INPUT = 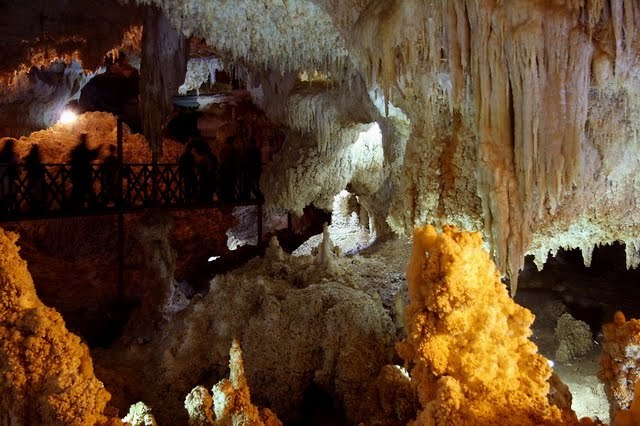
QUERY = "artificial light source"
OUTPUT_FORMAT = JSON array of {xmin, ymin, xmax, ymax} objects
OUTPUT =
[{"xmin": 59, "ymin": 109, "xmax": 77, "ymax": 124}]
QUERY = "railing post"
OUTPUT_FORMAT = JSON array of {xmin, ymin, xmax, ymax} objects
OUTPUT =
[
  {"xmin": 116, "ymin": 117, "xmax": 125, "ymax": 300},
  {"xmin": 116, "ymin": 117, "xmax": 124, "ymax": 208},
  {"xmin": 151, "ymin": 152, "xmax": 158, "ymax": 207}
]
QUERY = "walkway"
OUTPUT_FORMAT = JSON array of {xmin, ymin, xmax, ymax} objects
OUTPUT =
[{"xmin": 0, "ymin": 162, "xmax": 263, "ymax": 221}]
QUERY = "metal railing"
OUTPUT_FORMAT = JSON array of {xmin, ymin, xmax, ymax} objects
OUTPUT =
[{"xmin": 0, "ymin": 162, "xmax": 261, "ymax": 220}]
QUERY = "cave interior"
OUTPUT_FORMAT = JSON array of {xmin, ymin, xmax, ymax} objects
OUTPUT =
[{"xmin": 1, "ymin": 1, "xmax": 640, "ymax": 425}]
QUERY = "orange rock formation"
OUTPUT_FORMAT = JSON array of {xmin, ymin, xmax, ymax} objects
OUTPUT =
[
  {"xmin": 184, "ymin": 340, "xmax": 282, "ymax": 426},
  {"xmin": 0, "ymin": 228, "xmax": 116, "ymax": 425},
  {"xmin": 600, "ymin": 311, "xmax": 640, "ymax": 419},
  {"xmin": 397, "ymin": 225, "xmax": 574, "ymax": 425}
]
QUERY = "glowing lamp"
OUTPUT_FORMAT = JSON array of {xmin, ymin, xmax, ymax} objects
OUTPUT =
[{"xmin": 59, "ymin": 109, "xmax": 77, "ymax": 124}]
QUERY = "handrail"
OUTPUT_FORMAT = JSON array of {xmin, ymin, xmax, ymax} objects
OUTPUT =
[{"xmin": 0, "ymin": 161, "xmax": 263, "ymax": 221}]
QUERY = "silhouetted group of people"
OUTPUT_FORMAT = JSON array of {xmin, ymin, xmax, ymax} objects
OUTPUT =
[
  {"xmin": 0, "ymin": 134, "xmax": 120, "ymax": 214},
  {"xmin": 178, "ymin": 135, "xmax": 262, "ymax": 204},
  {"xmin": 68, "ymin": 134, "xmax": 120, "ymax": 209},
  {"xmin": 0, "ymin": 139, "xmax": 47, "ymax": 212},
  {"xmin": 0, "ymin": 132, "xmax": 264, "ymax": 215}
]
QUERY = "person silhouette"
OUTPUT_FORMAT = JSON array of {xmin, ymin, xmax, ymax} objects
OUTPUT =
[
  {"xmin": 70, "ymin": 134, "xmax": 100, "ymax": 209},
  {"xmin": 0, "ymin": 139, "xmax": 19, "ymax": 212},
  {"xmin": 100, "ymin": 144, "xmax": 119, "ymax": 206},
  {"xmin": 178, "ymin": 143, "xmax": 197, "ymax": 204},
  {"xmin": 24, "ymin": 144, "xmax": 46, "ymax": 212}
]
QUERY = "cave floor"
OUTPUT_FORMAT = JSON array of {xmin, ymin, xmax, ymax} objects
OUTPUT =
[{"xmin": 516, "ymin": 288, "xmax": 608, "ymax": 422}]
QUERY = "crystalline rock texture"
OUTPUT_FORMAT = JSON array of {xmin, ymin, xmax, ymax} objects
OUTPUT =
[
  {"xmin": 0, "ymin": 228, "xmax": 117, "ymax": 425},
  {"xmin": 397, "ymin": 225, "xmax": 577, "ymax": 425}
]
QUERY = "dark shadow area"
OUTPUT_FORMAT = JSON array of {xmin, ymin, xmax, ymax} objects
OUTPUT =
[
  {"xmin": 166, "ymin": 110, "xmax": 202, "ymax": 143},
  {"xmin": 276, "ymin": 204, "xmax": 332, "ymax": 253},
  {"xmin": 291, "ymin": 383, "xmax": 348, "ymax": 426},
  {"xmin": 517, "ymin": 242, "xmax": 640, "ymax": 332},
  {"xmin": 76, "ymin": 53, "xmax": 141, "ymax": 132},
  {"xmin": 79, "ymin": 299, "xmax": 139, "ymax": 348}
]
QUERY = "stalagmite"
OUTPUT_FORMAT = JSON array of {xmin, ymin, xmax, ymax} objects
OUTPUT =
[
  {"xmin": 123, "ymin": 402, "xmax": 157, "ymax": 426},
  {"xmin": 616, "ymin": 380, "xmax": 640, "ymax": 426},
  {"xmin": 397, "ymin": 225, "xmax": 576, "ymax": 424},
  {"xmin": 600, "ymin": 311, "xmax": 640, "ymax": 420},
  {"xmin": 184, "ymin": 340, "xmax": 283, "ymax": 426},
  {"xmin": 0, "ymin": 228, "xmax": 116, "ymax": 425}
]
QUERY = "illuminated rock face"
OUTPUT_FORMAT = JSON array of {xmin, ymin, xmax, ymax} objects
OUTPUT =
[
  {"xmin": 0, "ymin": 0, "xmax": 141, "ymax": 137},
  {"xmin": 0, "ymin": 229, "xmax": 114, "ymax": 425},
  {"xmin": 3, "ymin": 1, "xmax": 638, "ymax": 280},
  {"xmin": 600, "ymin": 311, "xmax": 640, "ymax": 420},
  {"xmin": 0, "ymin": 61, "xmax": 96, "ymax": 137},
  {"xmin": 128, "ymin": 0, "xmax": 640, "ymax": 289},
  {"xmin": 397, "ymin": 226, "xmax": 573, "ymax": 425},
  {"xmin": 184, "ymin": 340, "xmax": 283, "ymax": 426}
]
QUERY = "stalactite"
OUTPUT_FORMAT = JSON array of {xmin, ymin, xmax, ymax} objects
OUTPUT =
[
  {"xmin": 178, "ymin": 57, "xmax": 223, "ymax": 95},
  {"xmin": 135, "ymin": 0, "xmax": 640, "ymax": 287},
  {"xmin": 135, "ymin": 0, "xmax": 352, "ymax": 77},
  {"xmin": 355, "ymin": 0, "xmax": 640, "ymax": 292},
  {"xmin": 140, "ymin": 5, "xmax": 187, "ymax": 158}
]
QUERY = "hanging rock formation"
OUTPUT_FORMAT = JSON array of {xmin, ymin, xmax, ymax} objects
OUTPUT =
[
  {"xmin": 126, "ymin": 0, "xmax": 640, "ymax": 289},
  {"xmin": 139, "ymin": 5, "xmax": 188, "ymax": 157}
]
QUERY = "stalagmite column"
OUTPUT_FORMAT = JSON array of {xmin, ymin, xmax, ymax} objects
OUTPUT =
[
  {"xmin": 140, "ymin": 6, "xmax": 187, "ymax": 158},
  {"xmin": 600, "ymin": 311, "xmax": 640, "ymax": 420},
  {"xmin": 397, "ymin": 225, "xmax": 576, "ymax": 424}
]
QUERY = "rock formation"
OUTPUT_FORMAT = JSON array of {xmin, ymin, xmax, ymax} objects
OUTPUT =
[
  {"xmin": 184, "ymin": 340, "xmax": 282, "ymax": 426},
  {"xmin": 0, "ymin": 228, "xmax": 116, "ymax": 425},
  {"xmin": 600, "ymin": 311, "xmax": 640, "ymax": 420},
  {"xmin": 96, "ymin": 233, "xmax": 397, "ymax": 424},
  {"xmin": 616, "ymin": 380, "xmax": 640, "ymax": 426},
  {"xmin": 555, "ymin": 312, "xmax": 596, "ymax": 363},
  {"xmin": 2, "ymin": 1, "xmax": 640, "ymax": 287},
  {"xmin": 127, "ymin": 0, "xmax": 640, "ymax": 292},
  {"xmin": 397, "ymin": 225, "xmax": 575, "ymax": 424}
]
